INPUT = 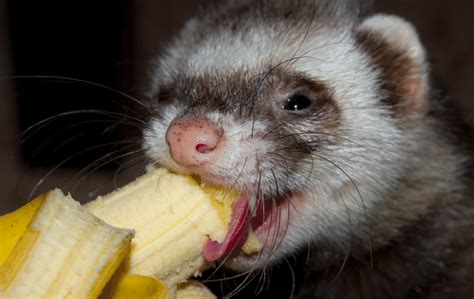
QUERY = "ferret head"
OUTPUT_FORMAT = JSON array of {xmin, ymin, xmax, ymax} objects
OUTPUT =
[{"xmin": 143, "ymin": 0, "xmax": 431, "ymax": 271}]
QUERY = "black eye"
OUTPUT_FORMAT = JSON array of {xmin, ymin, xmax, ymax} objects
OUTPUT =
[{"xmin": 282, "ymin": 94, "xmax": 312, "ymax": 111}]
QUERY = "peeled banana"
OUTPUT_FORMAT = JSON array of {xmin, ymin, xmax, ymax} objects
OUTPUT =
[
  {"xmin": 86, "ymin": 168, "xmax": 236, "ymax": 286},
  {"xmin": 0, "ymin": 190, "xmax": 133, "ymax": 298},
  {"xmin": 0, "ymin": 168, "xmax": 234, "ymax": 298}
]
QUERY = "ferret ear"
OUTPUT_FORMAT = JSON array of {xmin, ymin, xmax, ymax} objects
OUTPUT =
[{"xmin": 355, "ymin": 14, "xmax": 429, "ymax": 116}]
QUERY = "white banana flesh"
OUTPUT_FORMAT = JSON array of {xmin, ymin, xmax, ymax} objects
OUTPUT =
[{"xmin": 85, "ymin": 168, "xmax": 230, "ymax": 286}]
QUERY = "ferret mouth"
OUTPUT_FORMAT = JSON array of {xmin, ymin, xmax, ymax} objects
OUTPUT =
[{"xmin": 203, "ymin": 192, "xmax": 292, "ymax": 262}]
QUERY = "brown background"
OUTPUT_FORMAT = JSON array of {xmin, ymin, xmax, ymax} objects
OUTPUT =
[{"xmin": 0, "ymin": 0, "xmax": 473, "ymax": 213}]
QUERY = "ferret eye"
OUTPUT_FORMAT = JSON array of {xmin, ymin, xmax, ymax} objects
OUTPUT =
[{"xmin": 282, "ymin": 94, "xmax": 312, "ymax": 111}]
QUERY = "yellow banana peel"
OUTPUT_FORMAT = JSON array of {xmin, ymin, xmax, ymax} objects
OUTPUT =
[{"xmin": 0, "ymin": 194, "xmax": 46, "ymax": 266}]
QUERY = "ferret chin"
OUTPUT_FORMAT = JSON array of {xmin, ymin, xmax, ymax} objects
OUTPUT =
[{"xmin": 141, "ymin": 0, "xmax": 474, "ymax": 297}]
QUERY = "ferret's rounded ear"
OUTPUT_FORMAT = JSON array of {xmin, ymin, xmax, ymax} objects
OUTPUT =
[{"xmin": 355, "ymin": 14, "xmax": 429, "ymax": 116}]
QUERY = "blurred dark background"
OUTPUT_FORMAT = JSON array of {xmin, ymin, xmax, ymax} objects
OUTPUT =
[
  {"xmin": 0, "ymin": 1, "xmax": 210, "ymax": 208},
  {"xmin": 0, "ymin": 0, "xmax": 472, "ymax": 297}
]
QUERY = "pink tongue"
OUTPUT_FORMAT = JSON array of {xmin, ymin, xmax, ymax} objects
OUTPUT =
[{"xmin": 203, "ymin": 196, "xmax": 250, "ymax": 261}]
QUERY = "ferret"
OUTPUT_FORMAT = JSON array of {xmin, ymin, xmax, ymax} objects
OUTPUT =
[{"xmin": 141, "ymin": 0, "xmax": 474, "ymax": 297}]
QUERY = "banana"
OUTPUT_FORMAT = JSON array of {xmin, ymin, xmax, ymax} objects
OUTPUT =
[
  {"xmin": 241, "ymin": 229, "xmax": 263, "ymax": 255},
  {"xmin": 85, "ymin": 168, "xmax": 236, "ymax": 285},
  {"xmin": 0, "ymin": 168, "xmax": 234, "ymax": 298},
  {"xmin": 0, "ymin": 189, "xmax": 133, "ymax": 298},
  {"xmin": 105, "ymin": 276, "xmax": 216, "ymax": 299},
  {"xmin": 105, "ymin": 274, "xmax": 172, "ymax": 299}
]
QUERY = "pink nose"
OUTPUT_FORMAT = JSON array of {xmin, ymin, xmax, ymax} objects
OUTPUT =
[{"xmin": 165, "ymin": 118, "xmax": 222, "ymax": 167}]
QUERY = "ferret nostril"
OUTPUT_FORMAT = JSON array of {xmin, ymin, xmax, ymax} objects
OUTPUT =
[{"xmin": 196, "ymin": 143, "xmax": 214, "ymax": 154}]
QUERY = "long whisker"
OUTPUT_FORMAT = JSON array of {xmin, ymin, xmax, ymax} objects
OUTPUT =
[
  {"xmin": 266, "ymin": 170, "xmax": 285, "ymax": 259},
  {"xmin": 19, "ymin": 109, "xmax": 145, "ymax": 148},
  {"xmin": 112, "ymin": 154, "xmax": 149, "ymax": 189},
  {"xmin": 24, "ymin": 119, "xmax": 139, "ymax": 164},
  {"xmin": 26, "ymin": 140, "xmax": 138, "ymax": 201},
  {"xmin": 332, "ymin": 241, "xmax": 351, "ymax": 282},
  {"xmin": 205, "ymin": 169, "xmax": 272, "ymax": 295},
  {"xmin": 8, "ymin": 75, "xmax": 147, "ymax": 108},
  {"xmin": 255, "ymin": 265, "xmax": 268, "ymax": 296},
  {"xmin": 272, "ymin": 131, "xmax": 365, "ymax": 149},
  {"xmin": 223, "ymin": 171, "xmax": 278, "ymax": 297},
  {"xmin": 70, "ymin": 144, "xmax": 145, "ymax": 192},
  {"xmin": 203, "ymin": 158, "xmax": 250, "ymax": 281},
  {"xmin": 275, "ymin": 145, "xmax": 374, "ymax": 275},
  {"xmin": 281, "ymin": 0, "xmax": 318, "ymax": 72},
  {"xmin": 285, "ymin": 257, "xmax": 297, "ymax": 298}
]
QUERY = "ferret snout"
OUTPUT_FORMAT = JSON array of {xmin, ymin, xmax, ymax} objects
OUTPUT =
[{"xmin": 165, "ymin": 118, "xmax": 223, "ymax": 167}]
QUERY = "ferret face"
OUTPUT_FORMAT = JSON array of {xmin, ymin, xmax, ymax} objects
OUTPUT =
[{"xmin": 143, "ymin": 1, "xmax": 429, "ymax": 271}]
